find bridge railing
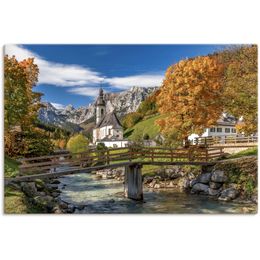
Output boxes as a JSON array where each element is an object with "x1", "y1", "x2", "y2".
[{"x1": 17, "y1": 146, "x2": 224, "y2": 176}]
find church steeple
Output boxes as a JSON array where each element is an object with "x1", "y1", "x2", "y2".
[{"x1": 95, "y1": 88, "x2": 106, "y2": 125}]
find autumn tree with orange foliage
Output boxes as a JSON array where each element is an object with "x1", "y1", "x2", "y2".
[
  {"x1": 156, "y1": 56, "x2": 224, "y2": 146},
  {"x1": 4, "y1": 55, "x2": 53, "y2": 157},
  {"x1": 217, "y1": 45, "x2": 257, "y2": 134}
]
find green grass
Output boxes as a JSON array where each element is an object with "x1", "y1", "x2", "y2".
[
  {"x1": 124, "y1": 114, "x2": 164, "y2": 140},
  {"x1": 4, "y1": 156, "x2": 42, "y2": 213},
  {"x1": 227, "y1": 147, "x2": 257, "y2": 159},
  {"x1": 4, "y1": 186, "x2": 28, "y2": 214},
  {"x1": 4, "y1": 156, "x2": 20, "y2": 178}
]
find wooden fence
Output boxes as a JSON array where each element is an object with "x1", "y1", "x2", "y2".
[
  {"x1": 17, "y1": 146, "x2": 224, "y2": 176},
  {"x1": 194, "y1": 135, "x2": 258, "y2": 146}
]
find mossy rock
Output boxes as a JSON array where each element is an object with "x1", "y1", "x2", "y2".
[{"x1": 35, "y1": 179, "x2": 46, "y2": 191}]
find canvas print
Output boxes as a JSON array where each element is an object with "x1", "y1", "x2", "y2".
[{"x1": 3, "y1": 44, "x2": 257, "y2": 214}]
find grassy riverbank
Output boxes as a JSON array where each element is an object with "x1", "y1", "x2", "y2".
[
  {"x1": 227, "y1": 147, "x2": 257, "y2": 159},
  {"x1": 4, "y1": 156, "x2": 41, "y2": 213}
]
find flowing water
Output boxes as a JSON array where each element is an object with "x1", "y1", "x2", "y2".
[{"x1": 58, "y1": 173, "x2": 257, "y2": 214}]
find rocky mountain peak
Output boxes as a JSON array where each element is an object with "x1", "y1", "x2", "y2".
[{"x1": 38, "y1": 86, "x2": 158, "y2": 128}]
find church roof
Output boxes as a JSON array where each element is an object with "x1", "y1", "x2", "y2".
[{"x1": 97, "y1": 111, "x2": 123, "y2": 128}]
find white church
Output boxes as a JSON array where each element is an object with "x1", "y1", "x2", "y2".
[{"x1": 92, "y1": 89, "x2": 129, "y2": 148}]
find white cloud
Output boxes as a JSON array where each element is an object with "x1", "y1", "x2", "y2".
[
  {"x1": 67, "y1": 87, "x2": 100, "y2": 97},
  {"x1": 4, "y1": 44, "x2": 104, "y2": 87},
  {"x1": 51, "y1": 102, "x2": 66, "y2": 110},
  {"x1": 4, "y1": 45, "x2": 164, "y2": 98},
  {"x1": 105, "y1": 74, "x2": 164, "y2": 89}
]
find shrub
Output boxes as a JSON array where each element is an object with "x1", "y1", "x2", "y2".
[
  {"x1": 122, "y1": 112, "x2": 143, "y2": 129},
  {"x1": 66, "y1": 134, "x2": 89, "y2": 154}
]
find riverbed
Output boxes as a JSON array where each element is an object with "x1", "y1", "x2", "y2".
[{"x1": 58, "y1": 173, "x2": 257, "y2": 214}]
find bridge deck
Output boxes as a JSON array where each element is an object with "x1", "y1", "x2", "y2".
[{"x1": 4, "y1": 161, "x2": 216, "y2": 184}]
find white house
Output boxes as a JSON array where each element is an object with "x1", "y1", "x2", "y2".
[
  {"x1": 92, "y1": 88, "x2": 130, "y2": 148},
  {"x1": 188, "y1": 114, "x2": 238, "y2": 143}
]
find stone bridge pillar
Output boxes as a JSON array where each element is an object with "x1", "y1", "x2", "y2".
[{"x1": 124, "y1": 163, "x2": 143, "y2": 201}]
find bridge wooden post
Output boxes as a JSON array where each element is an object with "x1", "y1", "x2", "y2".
[
  {"x1": 106, "y1": 150, "x2": 110, "y2": 165},
  {"x1": 124, "y1": 163, "x2": 143, "y2": 201},
  {"x1": 205, "y1": 148, "x2": 208, "y2": 162}
]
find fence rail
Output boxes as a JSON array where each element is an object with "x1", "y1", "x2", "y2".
[
  {"x1": 194, "y1": 135, "x2": 258, "y2": 146},
  {"x1": 17, "y1": 146, "x2": 224, "y2": 176}
]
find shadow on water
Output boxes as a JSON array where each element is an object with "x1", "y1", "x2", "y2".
[{"x1": 58, "y1": 173, "x2": 257, "y2": 214}]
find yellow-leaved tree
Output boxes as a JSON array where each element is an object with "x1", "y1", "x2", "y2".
[
  {"x1": 156, "y1": 56, "x2": 224, "y2": 146},
  {"x1": 66, "y1": 134, "x2": 89, "y2": 154}
]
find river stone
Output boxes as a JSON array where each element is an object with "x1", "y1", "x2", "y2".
[
  {"x1": 50, "y1": 179, "x2": 60, "y2": 184},
  {"x1": 34, "y1": 195, "x2": 54, "y2": 210},
  {"x1": 170, "y1": 173, "x2": 182, "y2": 179},
  {"x1": 182, "y1": 179, "x2": 190, "y2": 189},
  {"x1": 167, "y1": 181, "x2": 175, "y2": 188},
  {"x1": 189, "y1": 179, "x2": 198, "y2": 187},
  {"x1": 35, "y1": 179, "x2": 45, "y2": 191},
  {"x1": 211, "y1": 170, "x2": 227, "y2": 183},
  {"x1": 209, "y1": 181, "x2": 223, "y2": 189},
  {"x1": 208, "y1": 188, "x2": 221, "y2": 196},
  {"x1": 46, "y1": 183, "x2": 59, "y2": 190},
  {"x1": 187, "y1": 172, "x2": 195, "y2": 180},
  {"x1": 59, "y1": 201, "x2": 68, "y2": 209},
  {"x1": 21, "y1": 182, "x2": 38, "y2": 197},
  {"x1": 165, "y1": 168, "x2": 175, "y2": 174},
  {"x1": 154, "y1": 183, "x2": 161, "y2": 189},
  {"x1": 66, "y1": 204, "x2": 75, "y2": 213},
  {"x1": 51, "y1": 192, "x2": 60, "y2": 198},
  {"x1": 53, "y1": 206, "x2": 63, "y2": 214},
  {"x1": 219, "y1": 188, "x2": 239, "y2": 201},
  {"x1": 191, "y1": 183, "x2": 209, "y2": 194},
  {"x1": 36, "y1": 191, "x2": 46, "y2": 196},
  {"x1": 144, "y1": 177, "x2": 154, "y2": 184},
  {"x1": 149, "y1": 180, "x2": 157, "y2": 188},
  {"x1": 197, "y1": 173, "x2": 212, "y2": 184}
]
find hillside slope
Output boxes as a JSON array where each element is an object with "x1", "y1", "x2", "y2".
[{"x1": 124, "y1": 114, "x2": 164, "y2": 140}]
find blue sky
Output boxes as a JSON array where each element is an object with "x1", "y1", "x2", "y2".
[{"x1": 5, "y1": 44, "x2": 228, "y2": 109}]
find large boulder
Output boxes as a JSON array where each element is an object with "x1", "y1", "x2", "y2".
[
  {"x1": 208, "y1": 188, "x2": 221, "y2": 196},
  {"x1": 191, "y1": 183, "x2": 209, "y2": 194},
  {"x1": 197, "y1": 173, "x2": 212, "y2": 184},
  {"x1": 34, "y1": 195, "x2": 55, "y2": 211},
  {"x1": 21, "y1": 182, "x2": 38, "y2": 197},
  {"x1": 209, "y1": 181, "x2": 223, "y2": 189},
  {"x1": 219, "y1": 188, "x2": 239, "y2": 201},
  {"x1": 211, "y1": 170, "x2": 227, "y2": 183}
]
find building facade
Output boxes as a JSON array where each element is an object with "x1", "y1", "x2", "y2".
[
  {"x1": 188, "y1": 114, "x2": 238, "y2": 142},
  {"x1": 92, "y1": 89, "x2": 129, "y2": 148}
]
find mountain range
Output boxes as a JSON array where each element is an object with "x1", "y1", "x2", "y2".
[{"x1": 38, "y1": 86, "x2": 158, "y2": 132}]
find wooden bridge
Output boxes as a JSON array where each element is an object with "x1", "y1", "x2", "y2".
[{"x1": 5, "y1": 146, "x2": 225, "y2": 200}]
